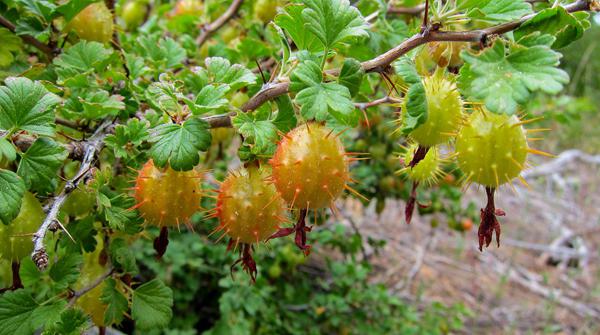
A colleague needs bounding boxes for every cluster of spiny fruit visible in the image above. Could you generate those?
[394,67,549,251]
[131,123,363,281]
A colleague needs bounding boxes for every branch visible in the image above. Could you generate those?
[237,0,593,117]
[196,0,244,46]
[0,15,55,60]
[67,266,113,307]
[31,120,114,270]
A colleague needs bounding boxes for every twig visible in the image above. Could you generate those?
[31,120,114,270]
[67,266,113,307]
[238,0,593,116]
[354,96,402,110]
[196,0,244,46]
[0,15,55,60]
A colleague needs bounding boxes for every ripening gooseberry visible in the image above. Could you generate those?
[212,166,287,245]
[0,192,44,262]
[455,110,529,188]
[133,160,204,228]
[254,0,278,23]
[270,123,356,210]
[121,1,147,29]
[173,0,203,16]
[68,2,114,44]
[429,42,466,68]
[404,69,464,147]
[397,143,445,186]
[75,234,109,327]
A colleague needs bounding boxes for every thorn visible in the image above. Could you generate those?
[527,148,555,158]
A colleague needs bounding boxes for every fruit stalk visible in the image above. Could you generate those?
[154,227,170,259]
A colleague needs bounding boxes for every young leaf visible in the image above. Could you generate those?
[109,238,139,273]
[105,118,149,159]
[15,0,57,22]
[78,90,126,119]
[0,289,64,335]
[0,28,22,67]
[0,169,26,225]
[49,253,83,290]
[204,57,256,91]
[232,113,278,155]
[515,7,590,49]
[44,308,88,335]
[189,84,229,114]
[131,279,173,330]
[149,118,212,171]
[101,278,129,326]
[457,0,532,24]
[295,83,357,126]
[302,0,369,50]
[274,4,322,52]
[0,137,17,164]
[338,58,364,97]
[289,60,323,92]
[0,77,60,136]
[17,138,67,193]
[273,95,297,132]
[459,36,569,115]
[53,41,113,76]
[402,82,428,134]
[394,57,421,85]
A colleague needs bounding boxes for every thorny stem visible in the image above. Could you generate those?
[31,120,114,270]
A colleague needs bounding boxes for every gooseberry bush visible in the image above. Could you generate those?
[0,0,597,333]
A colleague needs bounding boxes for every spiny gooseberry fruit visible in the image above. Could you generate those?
[397,144,445,186]
[270,123,354,210]
[429,42,466,68]
[133,160,204,228]
[121,1,147,29]
[173,0,203,16]
[212,166,286,245]
[254,0,278,23]
[210,166,287,281]
[75,235,108,326]
[455,110,529,188]
[0,192,44,262]
[68,2,114,44]
[404,69,464,147]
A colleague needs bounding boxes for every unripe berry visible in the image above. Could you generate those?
[213,166,286,244]
[270,123,350,209]
[68,3,114,44]
[0,192,44,262]
[406,70,464,147]
[429,42,466,68]
[455,110,528,188]
[398,144,444,186]
[254,0,278,23]
[75,234,108,327]
[133,160,204,228]
[121,1,147,29]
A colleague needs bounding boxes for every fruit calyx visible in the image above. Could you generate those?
[228,241,257,283]
[268,209,312,255]
[479,187,505,251]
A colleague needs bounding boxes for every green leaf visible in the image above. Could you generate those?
[232,113,278,155]
[204,57,256,91]
[0,289,64,335]
[338,58,364,97]
[149,118,212,171]
[457,0,532,24]
[0,28,22,67]
[402,82,428,134]
[0,169,26,225]
[101,278,128,325]
[78,90,125,119]
[273,95,297,132]
[302,0,369,50]
[274,4,322,52]
[55,0,98,22]
[53,41,113,79]
[189,84,229,114]
[17,138,67,193]
[109,238,139,273]
[14,16,49,40]
[459,37,569,114]
[146,79,183,114]
[0,137,17,164]
[290,60,323,92]
[137,35,186,69]
[0,77,59,136]
[59,216,97,253]
[44,308,88,335]
[131,279,173,330]
[15,0,57,22]
[49,253,83,289]
[394,57,421,85]
[103,194,142,231]
[515,6,589,49]
[105,118,149,159]
[295,82,357,126]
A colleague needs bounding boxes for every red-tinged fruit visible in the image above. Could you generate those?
[68,2,114,43]
[133,160,204,228]
[270,123,350,210]
[174,0,203,16]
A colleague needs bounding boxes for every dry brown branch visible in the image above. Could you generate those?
[197,0,245,46]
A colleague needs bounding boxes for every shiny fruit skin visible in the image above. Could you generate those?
[408,70,463,147]
[254,0,278,23]
[134,160,203,227]
[122,1,146,29]
[174,0,203,16]
[75,235,108,327]
[62,185,96,217]
[401,144,443,185]
[270,123,349,209]
[429,42,466,68]
[69,3,114,43]
[0,192,44,262]
[456,110,528,188]
[215,166,286,244]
